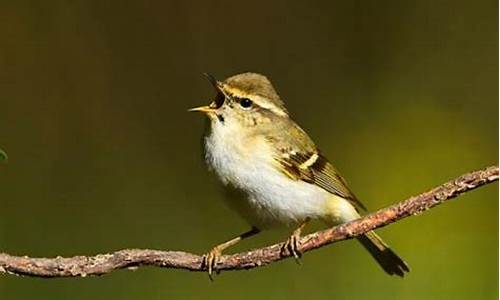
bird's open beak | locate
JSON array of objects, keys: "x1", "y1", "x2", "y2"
[
  {"x1": 188, "y1": 73, "x2": 224, "y2": 115},
  {"x1": 188, "y1": 105, "x2": 216, "y2": 114}
]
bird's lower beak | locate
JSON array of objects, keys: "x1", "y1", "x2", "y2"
[{"x1": 188, "y1": 105, "x2": 216, "y2": 114}]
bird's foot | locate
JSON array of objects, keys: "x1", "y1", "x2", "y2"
[
  {"x1": 201, "y1": 227, "x2": 260, "y2": 281},
  {"x1": 282, "y1": 229, "x2": 303, "y2": 263},
  {"x1": 202, "y1": 246, "x2": 223, "y2": 280}
]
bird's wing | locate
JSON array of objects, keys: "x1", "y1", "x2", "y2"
[{"x1": 268, "y1": 124, "x2": 367, "y2": 211}]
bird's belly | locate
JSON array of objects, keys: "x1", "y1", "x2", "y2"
[
  {"x1": 205, "y1": 136, "x2": 331, "y2": 228},
  {"x1": 241, "y1": 170, "x2": 332, "y2": 228}
]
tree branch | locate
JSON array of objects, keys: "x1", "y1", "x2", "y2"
[{"x1": 0, "y1": 166, "x2": 497, "y2": 278}]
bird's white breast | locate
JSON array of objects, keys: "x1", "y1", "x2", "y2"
[{"x1": 204, "y1": 123, "x2": 333, "y2": 228}]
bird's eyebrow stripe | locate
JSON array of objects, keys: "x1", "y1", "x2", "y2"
[{"x1": 223, "y1": 87, "x2": 288, "y2": 117}]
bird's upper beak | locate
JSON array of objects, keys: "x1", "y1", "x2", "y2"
[{"x1": 203, "y1": 72, "x2": 222, "y2": 90}]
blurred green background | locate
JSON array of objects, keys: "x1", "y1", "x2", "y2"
[{"x1": 0, "y1": 1, "x2": 498, "y2": 299}]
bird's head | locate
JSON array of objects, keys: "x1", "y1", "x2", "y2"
[{"x1": 189, "y1": 72, "x2": 289, "y2": 134}]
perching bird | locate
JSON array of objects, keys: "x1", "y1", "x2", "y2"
[{"x1": 190, "y1": 72, "x2": 409, "y2": 279}]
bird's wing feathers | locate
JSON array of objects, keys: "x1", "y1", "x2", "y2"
[{"x1": 268, "y1": 123, "x2": 367, "y2": 211}]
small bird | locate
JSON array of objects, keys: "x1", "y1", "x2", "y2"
[{"x1": 190, "y1": 72, "x2": 409, "y2": 279}]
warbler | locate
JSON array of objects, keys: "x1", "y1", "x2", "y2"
[{"x1": 190, "y1": 72, "x2": 409, "y2": 279}]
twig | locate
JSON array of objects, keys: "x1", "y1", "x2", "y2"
[{"x1": 0, "y1": 166, "x2": 497, "y2": 278}]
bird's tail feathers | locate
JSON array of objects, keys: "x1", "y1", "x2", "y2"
[{"x1": 356, "y1": 231, "x2": 410, "y2": 277}]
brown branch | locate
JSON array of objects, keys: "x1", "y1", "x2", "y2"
[{"x1": 0, "y1": 166, "x2": 497, "y2": 278}]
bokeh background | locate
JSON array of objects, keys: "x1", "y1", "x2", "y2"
[{"x1": 0, "y1": 1, "x2": 498, "y2": 299}]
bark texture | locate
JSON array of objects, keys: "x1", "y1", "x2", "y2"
[{"x1": 0, "y1": 166, "x2": 497, "y2": 278}]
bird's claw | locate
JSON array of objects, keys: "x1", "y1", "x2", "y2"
[{"x1": 282, "y1": 231, "x2": 302, "y2": 263}]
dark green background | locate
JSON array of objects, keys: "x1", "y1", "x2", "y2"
[{"x1": 0, "y1": 1, "x2": 498, "y2": 299}]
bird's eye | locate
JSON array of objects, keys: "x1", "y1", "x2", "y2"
[{"x1": 239, "y1": 98, "x2": 253, "y2": 108}]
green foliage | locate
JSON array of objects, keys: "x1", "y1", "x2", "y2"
[{"x1": 0, "y1": 148, "x2": 6, "y2": 162}]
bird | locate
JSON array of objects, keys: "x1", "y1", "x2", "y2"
[{"x1": 189, "y1": 72, "x2": 409, "y2": 279}]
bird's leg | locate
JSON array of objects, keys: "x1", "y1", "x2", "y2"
[
  {"x1": 282, "y1": 219, "x2": 309, "y2": 262},
  {"x1": 203, "y1": 226, "x2": 260, "y2": 280}
]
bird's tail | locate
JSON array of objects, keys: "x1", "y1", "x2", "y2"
[{"x1": 356, "y1": 231, "x2": 410, "y2": 277}]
